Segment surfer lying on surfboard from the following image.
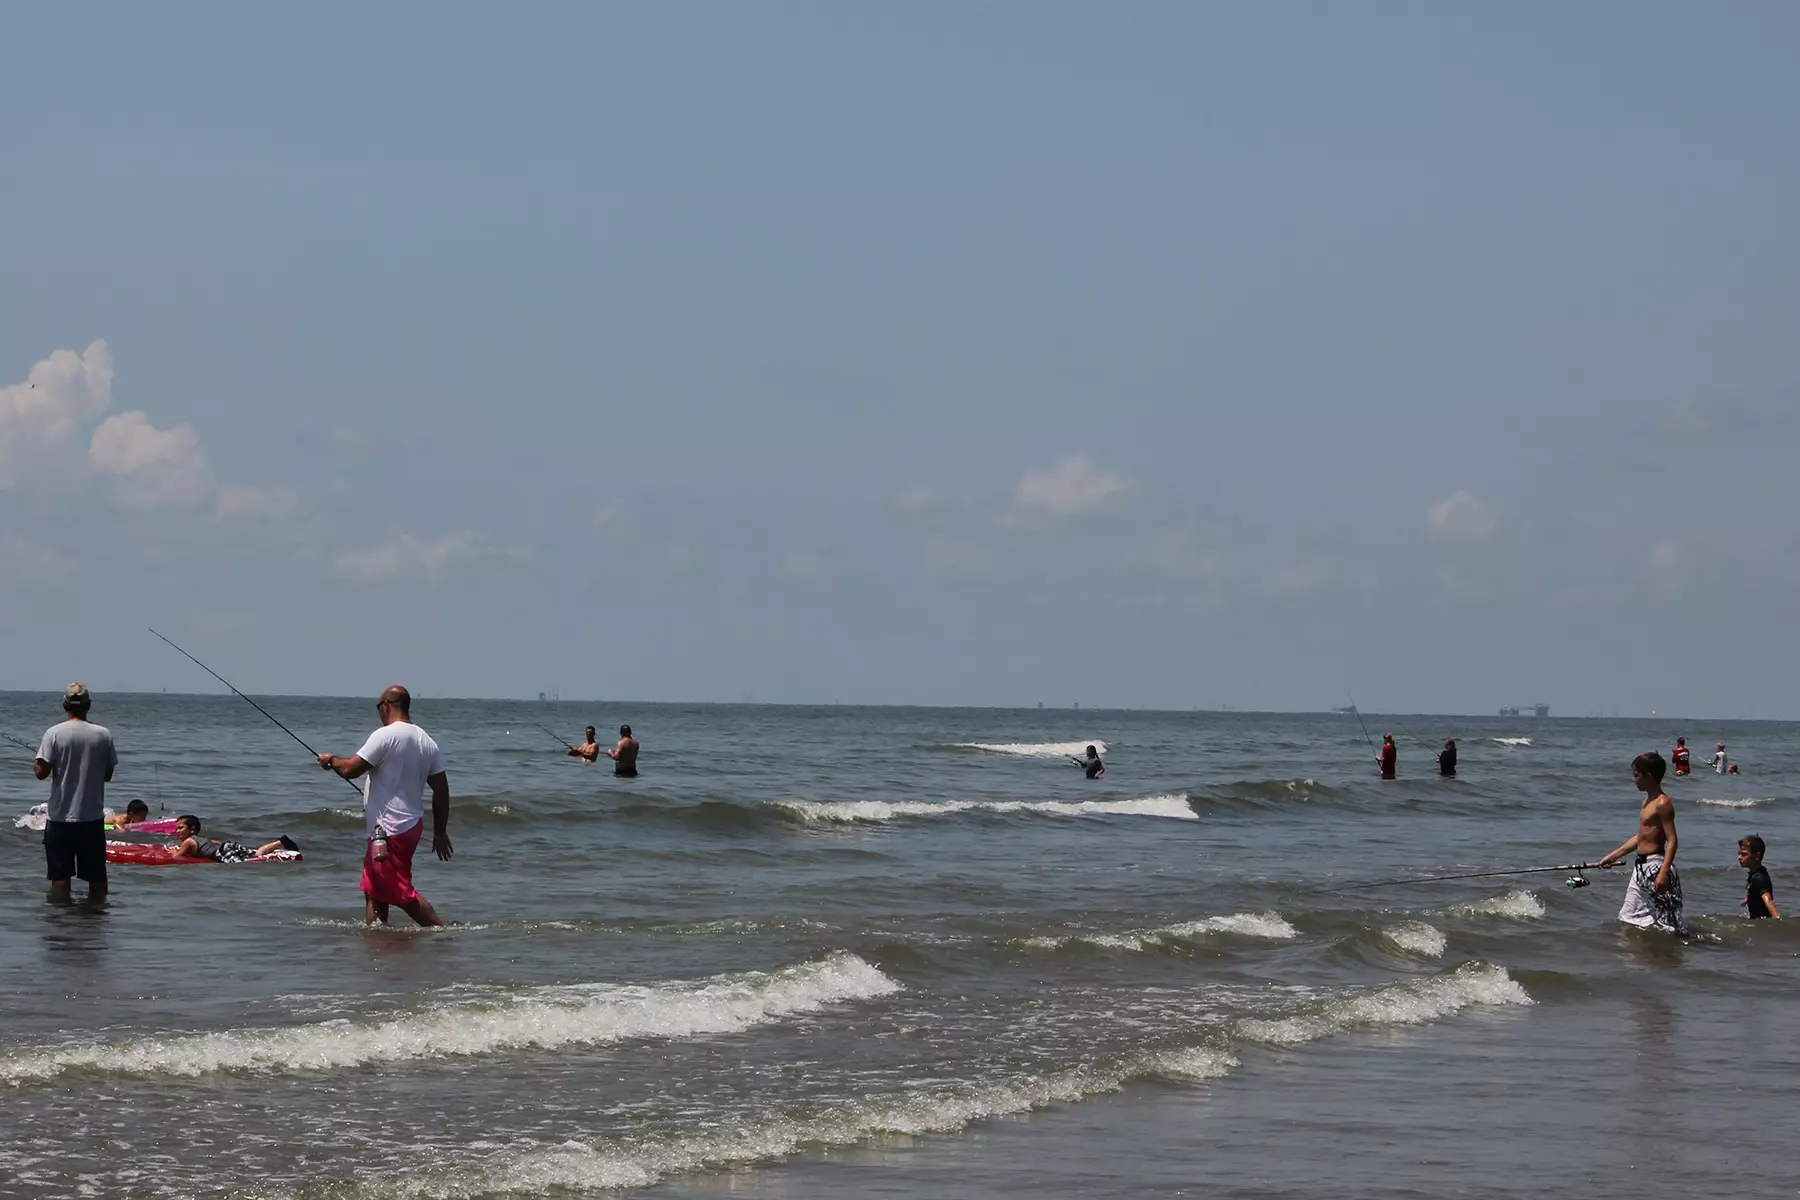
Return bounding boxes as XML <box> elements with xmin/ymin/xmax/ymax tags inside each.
<box><xmin>170</xmin><ymin>815</ymin><xmax>300</xmax><ymax>863</ymax></box>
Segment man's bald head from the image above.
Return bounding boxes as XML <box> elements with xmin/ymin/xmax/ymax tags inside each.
<box><xmin>380</xmin><ymin>685</ymin><xmax>412</xmax><ymax>717</ymax></box>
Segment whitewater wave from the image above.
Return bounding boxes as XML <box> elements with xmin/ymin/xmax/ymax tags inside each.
<box><xmin>1696</xmin><ymin>796</ymin><xmax>1771</xmax><ymax>808</ymax></box>
<box><xmin>1235</xmin><ymin>962</ymin><xmax>1530</xmax><ymax>1046</ymax></box>
<box><xmin>1490</xmin><ymin>737</ymin><xmax>1532</xmax><ymax>747</ymax></box>
<box><xmin>774</xmin><ymin>794</ymin><xmax>1195</xmax><ymax>825</ymax></box>
<box><xmin>338</xmin><ymin>1045</ymin><xmax>1238</xmax><ymax>1198</ymax></box>
<box><xmin>0</xmin><ymin>953</ymin><xmax>897</xmax><ymax>1088</ymax></box>
<box><xmin>1023</xmin><ymin>911</ymin><xmax>1298</xmax><ymax>952</ymax></box>
<box><xmin>1446</xmin><ymin>890</ymin><xmax>1545</xmax><ymax>920</ymax></box>
<box><xmin>1381</xmin><ymin>921</ymin><xmax>1448</xmax><ymax>958</ymax></box>
<box><xmin>956</xmin><ymin>740</ymin><xmax>1108</xmax><ymax>758</ymax></box>
<box><xmin>337</xmin><ymin>964</ymin><xmax>1527</xmax><ymax>1198</ymax></box>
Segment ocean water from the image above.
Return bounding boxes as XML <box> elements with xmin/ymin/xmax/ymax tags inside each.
<box><xmin>1</xmin><ymin>694</ymin><xmax>1796</xmax><ymax>1199</ymax></box>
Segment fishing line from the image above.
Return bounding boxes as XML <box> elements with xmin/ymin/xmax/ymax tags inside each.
<box><xmin>2</xmin><ymin>732</ymin><xmax>36</xmax><ymax>753</ymax></box>
<box><xmin>148</xmin><ymin>628</ymin><xmax>363</xmax><ymax>795</ymax></box>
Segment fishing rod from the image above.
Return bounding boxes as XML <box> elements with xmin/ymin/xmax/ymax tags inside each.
<box><xmin>532</xmin><ymin>721</ymin><xmax>577</xmax><ymax>752</ymax></box>
<box><xmin>148</xmin><ymin>628</ymin><xmax>363</xmax><ymax>795</ymax></box>
<box><xmin>1330</xmin><ymin>862</ymin><xmax>1606</xmax><ymax>891</ymax></box>
<box><xmin>2</xmin><ymin>732</ymin><xmax>36</xmax><ymax>753</ymax></box>
<box><xmin>1346</xmin><ymin>691</ymin><xmax>1381</xmax><ymax>773</ymax></box>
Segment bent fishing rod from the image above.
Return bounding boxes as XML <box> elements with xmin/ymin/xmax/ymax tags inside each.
<box><xmin>533</xmin><ymin>721</ymin><xmax>578</xmax><ymax>753</ymax></box>
<box><xmin>148</xmin><ymin>628</ymin><xmax>363</xmax><ymax>795</ymax></box>
<box><xmin>1329</xmin><ymin>862</ymin><xmax>1608</xmax><ymax>892</ymax></box>
<box><xmin>3</xmin><ymin>731</ymin><xmax>36</xmax><ymax>753</ymax></box>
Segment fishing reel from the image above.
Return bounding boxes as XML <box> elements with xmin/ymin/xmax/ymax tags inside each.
<box><xmin>1565</xmin><ymin>868</ymin><xmax>1591</xmax><ymax>889</ymax></box>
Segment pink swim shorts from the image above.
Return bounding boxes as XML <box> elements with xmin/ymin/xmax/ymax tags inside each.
<box><xmin>361</xmin><ymin>820</ymin><xmax>423</xmax><ymax>906</ymax></box>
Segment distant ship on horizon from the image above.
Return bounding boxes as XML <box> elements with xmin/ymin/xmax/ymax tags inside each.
<box><xmin>1332</xmin><ymin>704</ymin><xmax>1358</xmax><ymax>715</ymax></box>
<box><xmin>1498</xmin><ymin>704</ymin><xmax>1551</xmax><ymax>718</ymax></box>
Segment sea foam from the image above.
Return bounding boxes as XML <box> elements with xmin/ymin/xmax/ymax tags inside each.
<box><xmin>1234</xmin><ymin>961</ymin><xmax>1530</xmax><ymax>1046</ymax></box>
<box><xmin>957</xmin><ymin>740</ymin><xmax>1108</xmax><ymax>758</ymax></box>
<box><xmin>0</xmin><ymin>952</ymin><xmax>897</xmax><ymax>1087</ymax></box>
<box><xmin>1381</xmin><ymin>921</ymin><xmax>1448</xmax><ymax>958</ymax></box>
<box><xmin>1447</xmin><ymin>890</ymin><xmax>1545</xmax><ymax>920</ymax></box>
<box><xmin>1023</xmin><ymin>911</ymin><xmax>1298</xmax><ymax>953</ymax></box>
<box><xmin>340</xmin><ymin>1047</ymin><xmax>1239</xmax><ymax>1198</ymax></box>
<box><xmin>1696</xmin><ymin>796</ymin><xmax>1770</xmax><ymax>808</ymax></box>
<box><xmin>775</xmin><ymin>794</ymin><xmax>1195</xmax><ymax>824</ymax></box>
<box><xmin>1489</xmin><ymin>737</ymin><xmax>1532</xmax><ymax>747</ymax></box>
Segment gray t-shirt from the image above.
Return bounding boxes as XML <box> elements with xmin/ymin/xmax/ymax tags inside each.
<box><xmin>35</xmin><ymin>719</ymin><xmax>118</xmax><ymax>823</ymax></box>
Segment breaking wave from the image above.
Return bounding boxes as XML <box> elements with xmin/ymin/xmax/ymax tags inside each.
<box><xmin>1022</xmin><ymin>911</ymin><xmax>1298</xmax><ymax>952</ymax></box>
<box><xmin>955</xmin><ymin>740</ymin><xmax>1108</xmax><ymax>758</ymax></box>
<box><xmin>773</xmin><ymin>794</ymin><xmax>1195</xmax><ymax>824</ymax></box>
<box><xmin>0</xmin><ymin>953</ymin><xmax>897</xmax><ymax>1087</ymax></box>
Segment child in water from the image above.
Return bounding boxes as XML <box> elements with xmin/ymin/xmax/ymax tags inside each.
<box><xmin>1739</xmin><ymin>835</ymin><xmax>1780</xmax><ymax>919</ymax></box>
<box><xmin>103</xmin><ymin>799</ymin><xmax>152</xmax><ymax>828</ymax></box>
<box><xmin>170</xmin><ymin>815</ymin><xmax>299</xmax><ymax>863</ymax></box>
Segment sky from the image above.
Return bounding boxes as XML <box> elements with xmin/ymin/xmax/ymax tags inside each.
<box><xmin>3</xmin><ymin>3</ymin><xmax>1798</xmax><ymax>717</ymax></box>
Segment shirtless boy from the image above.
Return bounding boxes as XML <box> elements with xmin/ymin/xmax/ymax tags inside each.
<box><xmin>1597</xmin><ymin>751</ymin><xmax>1687</xmax><ymax>935</ymax></box>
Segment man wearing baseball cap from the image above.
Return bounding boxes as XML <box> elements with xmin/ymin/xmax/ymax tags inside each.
<box><xmin>33</xmin><ymin>684</ymin><xmax>119</xmax><ymax>902</ymax></box>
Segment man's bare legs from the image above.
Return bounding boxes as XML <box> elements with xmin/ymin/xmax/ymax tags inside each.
<box><xmin>48</xmin><ymin>878</ymin><xmax>106</xmax><ymax>904</ymax></box>
<box><xmin>364</xmin><ymin>895</ymin><xmax>444</xmax><ymax>927</ymax></box>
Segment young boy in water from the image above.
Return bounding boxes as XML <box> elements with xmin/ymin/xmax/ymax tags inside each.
<box><xmin>1739</xmin><ymin>835</ymin><xmax>1780</xmax><ymax>919</ymax></box>
<box><xmin>103</xmin><ymin>799</ymin><xmax>151</xmax><ymax>828</ymax></box>
<box><xmin>1597</xmin><ymin>751</ymin><xmax>1686</xmax><ymax>934</ymax></box>
<box><xmin>170</xmin><ymin>815</ymin><xmax>299</xmax><ymax>862</ymax></box>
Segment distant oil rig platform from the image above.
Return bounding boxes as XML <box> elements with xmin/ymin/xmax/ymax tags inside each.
<box><xmin>1498</xmin><ymin>704</ymin><xmax>1551</xmax><ymax>717</ymax></box>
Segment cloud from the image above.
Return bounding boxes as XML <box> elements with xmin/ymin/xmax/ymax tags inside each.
<box><xmin>1014</xmin><ymin>455</ymin><xmax>1129</xmax><ymax>517</ymax></box>
<box><xmin>1649</xmin><ymin>539</ymin><xmax>1680</xmax><ymax>570</ymax></box>
<box><xmin>0</xmin><ymin>536</ymin><xmax>74</xmax><ymax>586</ymax></box>
<box><xmin>0</xmin><ymin>341</ymin><xmax>114</xmax><ymax>487</ymax></box>
<box><xmin>593</xmin><ymin>503</ymin><xmax>625</xmax><ymax>527</ymax></box>
<box><xmin>893</xmin><ymin>487</ymin><xmax>944</xmax><ymax>513</ymax></box>
<box><xmin>88</xmin><ymin>412</ymin><xmax>215</xmax><ymax>508</ymax></box>
<box><xmin>334</xmin><ymin>530</ymin><xmax>487</xmax><ymax>579</ymax></box>
<box><xmin>1426</xmin><ymin>490</ymin><xmax>1498</xmax><ymax>541</ymax></box>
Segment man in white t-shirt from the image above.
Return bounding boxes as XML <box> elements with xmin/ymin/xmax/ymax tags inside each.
<box><xmin>317</xmin><ymin>685</ymin><xmax>454</xmax><ymax>926</ymax></box>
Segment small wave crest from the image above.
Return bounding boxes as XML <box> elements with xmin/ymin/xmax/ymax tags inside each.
<box><xmin>1023</xmin><ymin>911</ymin><xmax>1297</xmax><ymax>952</ymax></box>
<box><xmin>1697</xmin><ymin>796</ymin><xmax>1770</xmax><ymax>808</ymax></box>
<box><xmin>343</xmin><ymin>1046</ymin><xmax>1238</xmax><ymax>1197</ymax></box>
<box><xmin>1381</xmin><ymin>921</ymin><xmax>1448</xmax><ymax>958</ymax></box>
<box><xmin>1235</xmin><ymin>962</ymin><xmax>1530</xmax><ymax>1046</ymax></box>
<box><xmin>773</xmin><ymin>794</ymin><xmax>1194</xmax><ymax>825</ymax></box>
<box><xmin>0</xmin><ymin>952</ymin><xmax>897</xmax><ymax>1088</ymax></box>
<box><xmin>955</xmin><ymin>740</ymin><xmax>1108</xmax><ymax>758</ymax></box>
<box><xmin>1490</xmin><ymin>737</ymin><xmax>1532</xmax><ymax>747</ymax></box>
<box><xmin>1447</xmin><ymin>890</ymin><xmax>1545</xmax><ymax>919</ymax></box>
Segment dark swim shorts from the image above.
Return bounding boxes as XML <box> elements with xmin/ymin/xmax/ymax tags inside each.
<box><xmin>44</xmin><ymin>819</ymin><xmax>108</xmax><ymax>883</ymax></box>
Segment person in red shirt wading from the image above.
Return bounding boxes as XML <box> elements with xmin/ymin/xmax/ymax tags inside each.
<box><xmin>1378</xmin><ymin>734</ymin><xmax>1398</xmax><ymax>780</ymax></box>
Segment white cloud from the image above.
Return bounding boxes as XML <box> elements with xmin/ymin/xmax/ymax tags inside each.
<box><xmin>335</xmin><ymin>531</ymin><xmax>485</xmax><ymax>579</ymax></box>
<box><xmin>1014</xmin><ymin>455</ymin><xmax>1129</xmax><ymax>517</ymax></box>
<box><xmin>593</xmin><ymin>503</ymin><xmax>625</xmax><ymax>527</ymax></box>
<box><xmin>0</xmin><ymin>340</ymin><xmax>113</xmax><ymax>486</ymax></box>
<box><xmin>893</xmin><ymin>487</ymin><xmax>944</xmax><ymax>513</ymax></box>
<box><xmin>1649</xmin><ymin>539</ymin><xmax>1680</xmax><ymax>570</ymax></box>
<box><xmin>88</xmin><ymin>411</ymin><xmax>215</xmax><ymax>508</ymax></box>
<box><xmin>1426</xmin><ymin>490</ymin><xmax>1498</xmax><ymax>541</ymax></box>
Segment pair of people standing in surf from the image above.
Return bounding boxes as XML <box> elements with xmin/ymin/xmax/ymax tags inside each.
<box><xmin>567</xmin><ymin>724</ymin><xmax>639</xmax><ymax>777</ymax></box>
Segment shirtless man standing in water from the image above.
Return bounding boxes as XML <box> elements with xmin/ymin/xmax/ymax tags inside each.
<box><xmin>607</xmin><ymin>725</ymin><xmax>639</xmax><ymax>778</ymax></box>
<box><xmin>1596</xmin><ymin>750</ymin><xmax>1686</xmax><ymax>934</ymax></box>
